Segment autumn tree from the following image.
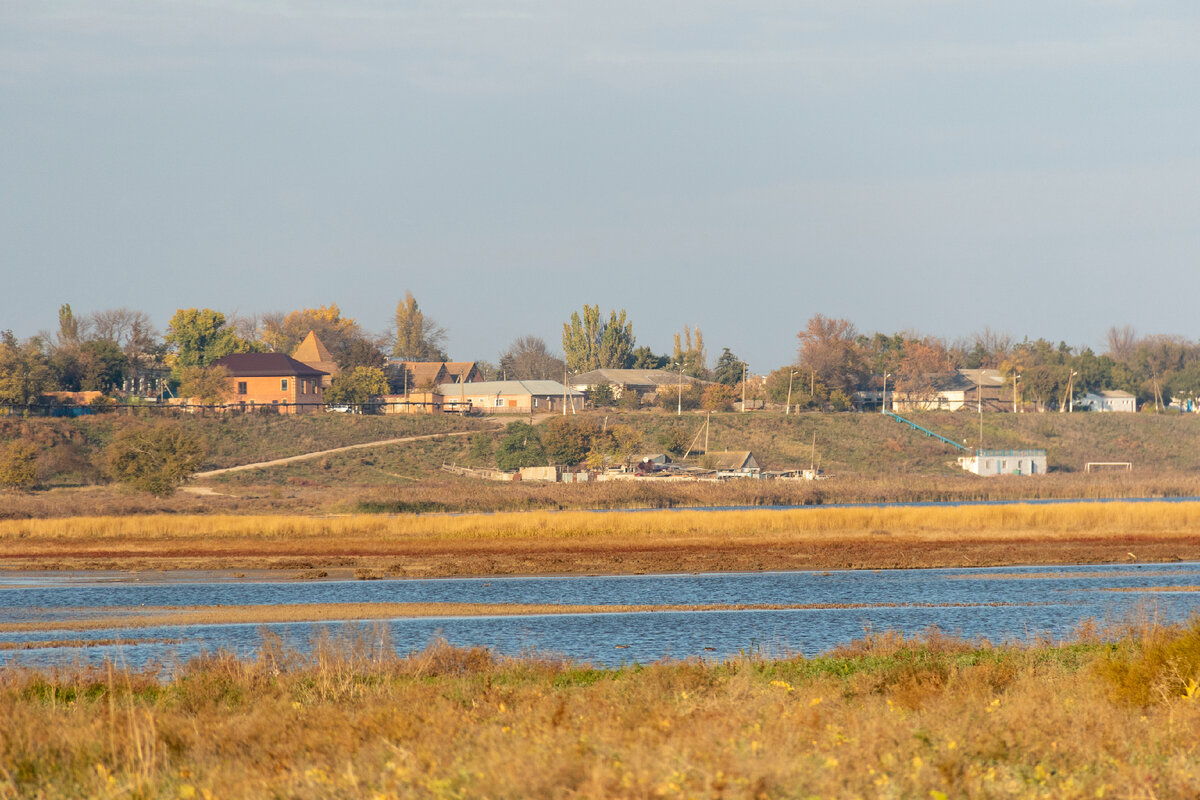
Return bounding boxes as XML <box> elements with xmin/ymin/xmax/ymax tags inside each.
<box><xmin>562</xmin><ymin>305</ymin><xmax>635</xmax><ymax>373</ymax></box>
<box><xmin>0</xmin><ymin>441</ymin><xmax>39</xmax><ymax>490</ymax></box>
<box><xmin>796</xmin><ymin>315</ymin><xmax>866</xmax><ymax>398</ymax></box>
<box><xmin>165</xmin><ymin>309</ymin><xmax>256</xmax><ymax>380</ymax></box>
<box><xmin>893</xmin><ymin>338</ymin><xmax>953</xmax><ymax>406</ymax></box>
<box><xmin>178</xmin><ymin>365</ymin><xmax>233</xmax><ymax>406</ymax></box>
<box><xmin>106</xmin><ymin>423</ymin><xmax>207</xmax><ymax>496</ymax></box>
<box><xmin>393</xmin><ymin>291</ymin><xmax>448</xmax><ymax>361</ymax></box>
<box><xmin>499</xmin><ymin>336</ymin><xmax>565</xmax><ymax>380</ymax></box>
<box><xmin>0</xmin><ymin>332</ymin><xmax>53</xmax><ymax>406</ymax></box>
<box><xmin>260</xmin><ymin>304</ymin><xmax>381</xmax><ymax>369</ymax></box>
<box><xmin>671</xmin><ymin>326</ymin><xmax>708</xmax><ymax>378</ymax></box>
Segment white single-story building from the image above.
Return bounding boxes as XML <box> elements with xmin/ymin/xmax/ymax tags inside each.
<box><xmin>436</xmin><ymin>380</ymin><xmax>584</xmax><ymax>414</ymax></box>
<box><xmin>958</xmin><ymin>449</ymin><xmax>1047</xmax><ymax>477</ymax></box>
<box><xmin>1078</xmin><ymin>390</ymin><xmax>1137</xmax><ymax>413</ymax></box>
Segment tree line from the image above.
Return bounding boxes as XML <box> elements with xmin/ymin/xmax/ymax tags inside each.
<box><xmin>2</xmin><ymin>296</ymin><xmax>1195</xmax><ymax>412</ymax></box>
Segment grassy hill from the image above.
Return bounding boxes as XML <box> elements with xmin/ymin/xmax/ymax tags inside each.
<box><xmin>2</xmin><ymin>408</ymin><xmax>1198</xmax><ymax>516</ymax></box>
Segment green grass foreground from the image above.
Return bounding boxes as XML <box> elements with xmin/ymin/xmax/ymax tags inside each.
<box><xmin>4</xmin><ymin>619</ymin><xmax>1200</xmax><ymax>799</ymax></box>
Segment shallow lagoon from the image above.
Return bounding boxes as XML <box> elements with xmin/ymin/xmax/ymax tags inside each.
<box><xmin>4</xmin><ymin>562</ymin><xmax>1200</xmax><ymax>668</ymax></box>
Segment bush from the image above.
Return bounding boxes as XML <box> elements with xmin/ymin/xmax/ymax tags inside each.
<box><xmin>588</xmin><ymin>383</ymin><xmax>615</xmax><ymax>407</ymax></box>
<box><xmin>0</xmin><ymin>441</ymin><xmax>39</xmax><ymax>490</ymax></box>
<box><xmin>494</xmin><ymin>422</ymin><xmax>546</xmax><ymax>471</ymax></box>
<box><xmin>106</xmin><ymin>423</ymin><xmax>208</xmax><ymax>496</ymax></box>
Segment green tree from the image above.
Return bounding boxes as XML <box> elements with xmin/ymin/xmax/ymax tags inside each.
<box><xmin>0</xmin><ymin>441</ymin><xmax>39</xmax><ymax>490</ymax></box>
<box><xmin>178</xmin><ymin>365</ymin><xmax>232</xmax><ymax>406</ymax></box>
<box><xmin>562</xmin><ymin>305</ymin><xmax>635</xmax><ymax>373</ymax></box>
<box><xmin>393</xmin><ymin>291</ymin><xmax>448</xmax><ymax>361</ymax></box>
<box><xmin>57</xmin><ymin>303</ymin><xmax>82</xmax><ymax>345</ymax></box>
<box><xmin>78</xmin><ymin>339</ymin><xmax>127</xmax><ymax>392</ymax></box>
<box><xmin>713</xmin><ymin>348</ymin><xmax>743</xmax><ymax>386</ymax></box>
<box><xmin>588</xmin><ymin>382</ymin><xmax>616</xmax><ymax>407</ymax></box>
<box><xmin>325</xmin><ymin>366</ymin><xmax>389</xmax><ymax>405</ymax></box>
<box><xmin>165</xmin><ymin>309</ymin><xmax>255</xmax><ymax>379</ymax></box>
<box><xmin>468</xmin><ymin>434</ymin><xmax>494</xmax><ymax>467</ymax></box>
<box><xmin>494</xmin><ymin>422</ymin><xmax>546</xmax><ymax>471</ymax></box>
<box><xmin>106</xmin><ymin>424</ymin><xmax>208</xmax><ymax>496</ymax></box>
<box><xmin>630</xmin><ymin>346</ymin><xmax>668</xmax><ymax>369</ymax></box>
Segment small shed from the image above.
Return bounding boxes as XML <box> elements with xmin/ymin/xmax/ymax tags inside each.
<box><xmin>958</xmin><ymin>449</ymin><xmax>1047</xmax><ymax>477</ymax></box>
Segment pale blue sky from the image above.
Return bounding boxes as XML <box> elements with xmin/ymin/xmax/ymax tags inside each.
<box><xmin>3</xmin><ymin>1</ymin><xmax>1199</xmax><ymax>369</ymax></box>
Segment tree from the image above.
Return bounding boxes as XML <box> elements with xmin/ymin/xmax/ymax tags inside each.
<box><xmin>0</xmin><ymin>441</ymin><xmax>39</xmax><ymax>490</ymax></box>
<box><xmin>654</xmin><ymin>382</ymin><xmax>702</xmax><ymax>411</ymax></box>
<box><xmin>89</xmin><ymin>308</ymin><xmax>159</xmax><ymax>381</ymax></box>
<box><xmin>0</xmin><ymin>333</ymin><xmax>53</xmax><ymax>406</ymax></box>
<box><xmin>562</xmin><ymin>305</ymin><xmax>635</xmax><ymax>373</ymax></box>
<box><xmin>78</xmin><ymin>339</ymin><xmax>127</xmax><ymax>392</ymax></box>
<box><xmin>393</xmin><ymin>291</ymin><xmax>448</xmax><ymax>361</ymax></box>
<box><xmin>106</xmin><ymin>424</ymin><xmax>208</xmax><ymax>496</ymax></box>
<box><xmin>588</xmin><ymin>382</ymin><xmax>616</xmax><ymax>407</ymax></box>
<box><xmin>165</xmin><ymin>308</ymin><xmax>255</xmax><ymax>379</ymax></box>
<box><xmin>713</xmin><ymin>348</ymin><xmax>743</xmax><ymax>386</ymax></box>
<box><xmin>540</xmin><ymin>417</ymin><xmax>595</xmax><ymax>465</ymax></box>
<box><xmin>671</xmin><ymin>326</ymin><xmax>708</xmax><ymax>378</ymax></box>
<box><xmin>178</xmin><ymin>365</ymin><xmax>232</xmax><ymax>406</ymax></box>
<box><xmin>1105</xmin><ymin>325</ymin><xmax>1137</xmax><ymax>363</ymax></box>
<box><xmin>57</xmin><ymin>304</ymin><xmax>83</xmax><ymax>345</ymax></box>
<box><xmin>260</xmin><ymin>304</ymin><xmax>382</xmax><ymax>369</ymax></box>
<box><xmin>325</xmin><ymin>366</ymin><xmax>388</xmax><ymax>406</ymax></box>
<box><xmin>796</xmin><ymin>315</ymin><xmax>866</xmax><ymax>397</ymax></box>
<box><xmin>499</xmin><ymin>336</ymin><xmax>565</xmax><ymax>380</ymax></box>
<box><xmin>893</xmin><ymin>338</ymin><xmax>953</xmax><ymax>406</ymax></box>
<box><xmin>494</xmin><ymin>422</ymin><xmax>546</xmax><ymax>471</ymax></box>
<box><xmin>630</xmin><ymin>346</ymin><xmax>668</xmax><ymax>369</ymax></box>
<box><xmin>701</xmin><ymin>383</ymin><xmax>737</xmax><ymax>411</ymax></box>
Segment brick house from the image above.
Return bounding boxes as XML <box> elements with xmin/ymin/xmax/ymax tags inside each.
<box><xmin>210</xmin><ymin>353</ymin><xmax>328</xmax><ymax>413</ymax></box>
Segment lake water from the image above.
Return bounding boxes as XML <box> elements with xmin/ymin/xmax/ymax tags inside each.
<box><xmin>4</xmin><ymin>562</ymin><xmax>1200</xmax><ymax>669</ymax></box>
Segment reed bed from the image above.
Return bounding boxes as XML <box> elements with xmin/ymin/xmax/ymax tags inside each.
<box><xmin>4</xmin><ymin>501</ymin><xmax>1200</xmax><ymax>544</ymax></box>
<box><xmin>4</xmin><ymin>620</ymin><xmax>1200</xmax><ymax>798</ymax></box>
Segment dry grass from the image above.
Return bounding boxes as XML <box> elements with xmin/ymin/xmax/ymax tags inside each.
<box><xmin>4</xmin><ymin>621</ymin><xmax>1200</xmax><ymax>798</ymax></box>
<box><xmin>3</xmin><ymin>501</ymin><xmax>1200</xmax><ymax>575</ymax></box>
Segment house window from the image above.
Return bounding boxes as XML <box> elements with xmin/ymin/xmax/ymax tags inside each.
<box><xmin>532</xmin><ymin>398</ymin><xmax>538</xmax><ymax>408</ymax></box>
<box><xmin>494</xmin><ymin>398</ymin><xmax>504</xmax><ymax>407</ymax></box>
<box><xmin>281</xmin><ymin>379</ymin><xmax>289</xmax><ymax>391</ymax></box>
<box><xmin>237</xmin><ymin>381</ymin><xmax>247</xmax><ymax>395</ymax></box>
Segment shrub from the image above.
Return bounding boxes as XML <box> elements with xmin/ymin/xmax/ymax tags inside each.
<box><xmin>588</xmin><ymin>382</ymin><xmax>615</xmax><ymax>407</ymax></box>
<box><xmin>701</xmin><ymin>384</ymin><xmax>737</xmax><ymax>411</ymax></box>
<box><xmin>494</xmin><ymin>422</ymin><xmax>546</xmax><ymax>471</ymax></box>
<box><xmin>0</xmin><ymin>441</ymin><xmax>39</xmax><ymax>489</ymax></box>
<box><xmin>106</xmin><ymin>423</ymin><xmax>208</xmax><ymax>496</ymax></box>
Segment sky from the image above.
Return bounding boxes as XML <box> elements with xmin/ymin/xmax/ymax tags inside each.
<box><xmin>3</xmin><ymin>1</ymin><xmax>1200</xmax><ymax>371</ymax></box>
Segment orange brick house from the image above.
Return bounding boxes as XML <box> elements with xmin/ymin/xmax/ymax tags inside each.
<box><xmin>211</xmin><ymin>353</ymin><xmax>328</xmax><ymax>413</ymax></box>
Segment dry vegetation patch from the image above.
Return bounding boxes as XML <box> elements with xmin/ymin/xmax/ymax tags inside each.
<box><xmin>4</xmin><ymin>621</ymin><xmax>1200</xmax><ymax>798</ymax></box>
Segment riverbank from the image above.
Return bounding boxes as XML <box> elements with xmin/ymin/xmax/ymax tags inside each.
<box><xmin>3</xmin><ymin>501</ymin><xmax>1200</xmax><ymax>576</ymax></box>
<box><xmin>3</xmin><ymin>620</ymin><xmax>1199</xmax><ymax>799</ymax></box>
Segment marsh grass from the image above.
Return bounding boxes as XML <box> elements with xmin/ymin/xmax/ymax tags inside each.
<box><xmin>6</xmin><ymin>621</ymin><xmax>1200</xmax><ymax>798</ymax></box>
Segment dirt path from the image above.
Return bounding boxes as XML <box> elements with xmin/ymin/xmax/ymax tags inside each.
<box><xmin>193</xmin><ymin>429</ymin><xmax>482</xmax><ymax>478</ymax></box>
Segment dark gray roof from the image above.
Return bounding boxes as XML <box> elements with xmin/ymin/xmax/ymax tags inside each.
<box><xmin>211</xmin><ymin>353</ymin><xmax>328</xmax><ymax>378</ymax></box>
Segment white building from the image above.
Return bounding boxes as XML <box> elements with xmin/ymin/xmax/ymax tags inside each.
<box><xmin>1078</xmin><ymin>390</ymin><xmax>1137</xmax><ymax>413</ymax></box>
<box><xmin>958</xmin><ymin>449</ymin><xmax>1047</xmax><ymax>477</ymax></box>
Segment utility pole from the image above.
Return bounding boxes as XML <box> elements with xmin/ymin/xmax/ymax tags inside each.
<box><xmin>786</xmin><ymin>370</ymin><xmax>795</xmax><ymax>415</ymax></box>
<box><xmin>881</xmin><ymin>373</ymin><xmax>890</xmax><ymax>414</ymax></box>
<box><xmin>677</xmin><ymin>361</ymin><xmax>683</xmax><ymax>416</ymax></box>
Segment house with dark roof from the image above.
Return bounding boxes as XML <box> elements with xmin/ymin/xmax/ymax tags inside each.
<box><xmin>570</xmin><ymin>368</ymin><xmax>705</xmax><ymax>400</ymax></box>
<box><xmin>210</xmin><ymin>353</ymin><xmax>328</xmax><ymax>413</ymax></box>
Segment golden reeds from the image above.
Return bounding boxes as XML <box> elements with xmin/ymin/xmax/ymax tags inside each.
<box><xmin>4</xmin><ymin>622</ymin><xmax>1200</xmax><ymax>798</ymax></box>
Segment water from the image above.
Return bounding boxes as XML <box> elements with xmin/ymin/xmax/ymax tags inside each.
<box><xmin>4</xmin><ymin>563</ymin><xmax>1200</xmax><ymax>669</ymax></box>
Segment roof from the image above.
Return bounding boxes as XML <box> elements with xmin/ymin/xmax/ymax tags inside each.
<box><xmin>705</xmin><ymin>451</ymin><xmax>757</xmax><ymax>470</ymax></box>
<box><xmin>1086</xmin><ymin>389</ymin><xmax>1136</xmax><ymax>399</ymax></box>
<box><xmin>291</xmin><ymin>331</ymin><xmax>341</xmax><ymax>376</ymax></box>
<box><xmin>210</xmin><ymin>353</ymin><xmax>328</xmax><ymax>378</ymax></box>
<box><xmin>437</xmin><ymin>380</ymin><xmax>583</xmax><ymax>397</ymax></box>
<box><xmin>956</xmin><ymin>368</ymin><xmax>1006</xmax><ymax>387</ymax></box>
<box><xmin>573</xmin><ymin>368</ymin><xmax>701</xmax><ymax>388</ymax></box>
<box><xmin>442</xmin><ymin>362</ymin><xmax>480</xmax><ymax>381</ymax></box>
